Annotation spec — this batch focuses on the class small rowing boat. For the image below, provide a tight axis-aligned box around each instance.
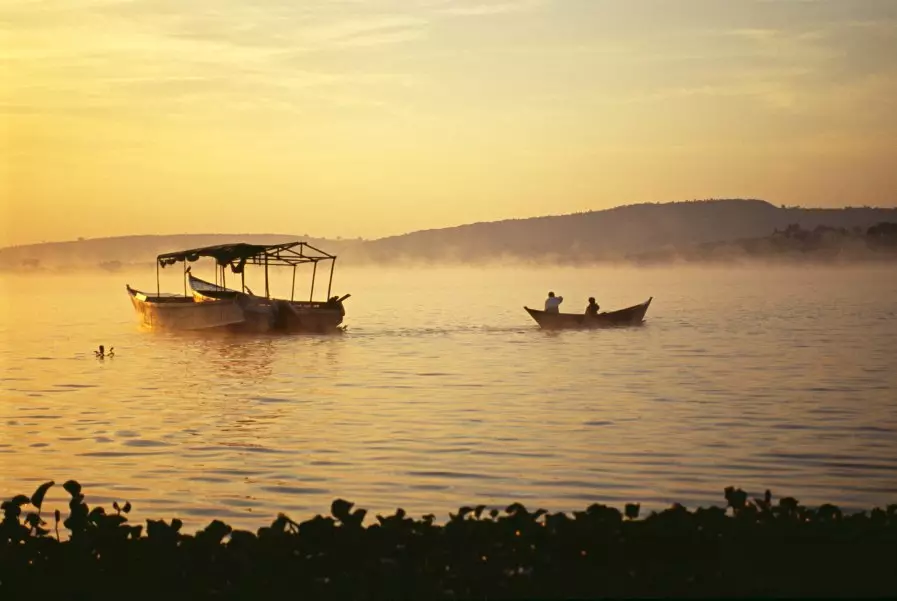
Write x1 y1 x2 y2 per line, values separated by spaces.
524 297 652 330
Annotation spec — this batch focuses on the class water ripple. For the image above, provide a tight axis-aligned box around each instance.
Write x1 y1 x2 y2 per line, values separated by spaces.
1 266 896 530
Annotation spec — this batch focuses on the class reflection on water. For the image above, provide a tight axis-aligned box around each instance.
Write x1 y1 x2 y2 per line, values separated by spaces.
196 336 280 382
1 265 896 529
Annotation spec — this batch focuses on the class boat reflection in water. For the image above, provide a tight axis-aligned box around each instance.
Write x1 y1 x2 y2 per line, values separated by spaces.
126 242 350 334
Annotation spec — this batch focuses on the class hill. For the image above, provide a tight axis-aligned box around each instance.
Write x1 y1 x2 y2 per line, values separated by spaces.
358 199 897 264
0 234 363 271
628 222 897 264
3 199 897 270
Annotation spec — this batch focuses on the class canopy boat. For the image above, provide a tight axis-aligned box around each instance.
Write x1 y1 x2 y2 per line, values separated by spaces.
524 297 652 330
125 285 245 331
188 272 348 333
159 241 349 334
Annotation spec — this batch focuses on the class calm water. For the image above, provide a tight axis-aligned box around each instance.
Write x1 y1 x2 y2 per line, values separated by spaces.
1 265 896 529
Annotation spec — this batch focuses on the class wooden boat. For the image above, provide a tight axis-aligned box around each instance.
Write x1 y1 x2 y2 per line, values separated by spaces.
524 297 653 330
188 272 348 334
125 285 245 331
152 241 348 334
188 273 277 333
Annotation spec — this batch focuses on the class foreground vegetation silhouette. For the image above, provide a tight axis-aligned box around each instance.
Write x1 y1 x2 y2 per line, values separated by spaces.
2 481 895 599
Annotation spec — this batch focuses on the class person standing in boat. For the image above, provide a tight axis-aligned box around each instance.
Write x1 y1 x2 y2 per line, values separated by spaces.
585 297 600 316
545 291 563 313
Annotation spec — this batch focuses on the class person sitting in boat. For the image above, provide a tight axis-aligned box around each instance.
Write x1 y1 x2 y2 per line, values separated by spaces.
585 297 600 316
544 291 563 313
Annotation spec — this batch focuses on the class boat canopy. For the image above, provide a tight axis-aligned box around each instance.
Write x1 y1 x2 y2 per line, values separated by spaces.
157 242 335 273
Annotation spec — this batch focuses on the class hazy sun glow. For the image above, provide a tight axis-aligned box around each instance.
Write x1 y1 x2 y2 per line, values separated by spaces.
2 0 896 246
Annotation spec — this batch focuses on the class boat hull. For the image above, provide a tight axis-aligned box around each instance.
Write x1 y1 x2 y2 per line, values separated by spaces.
126 285 245 331
188 274 345 333
524 297 652 330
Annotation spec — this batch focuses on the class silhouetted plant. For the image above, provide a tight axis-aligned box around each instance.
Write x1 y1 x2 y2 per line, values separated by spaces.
0 481 894 599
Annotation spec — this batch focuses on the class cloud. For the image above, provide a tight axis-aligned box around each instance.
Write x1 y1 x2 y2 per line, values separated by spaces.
4 0 896 142
434 0 544 17
298 15 429 46
1 0 430 125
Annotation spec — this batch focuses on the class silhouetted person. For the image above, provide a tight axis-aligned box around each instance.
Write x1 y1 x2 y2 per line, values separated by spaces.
545 291 563 313
95 345 114 359
585 297 600 316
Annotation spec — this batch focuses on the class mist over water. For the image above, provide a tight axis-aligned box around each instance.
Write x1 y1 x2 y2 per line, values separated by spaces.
1 265 896 528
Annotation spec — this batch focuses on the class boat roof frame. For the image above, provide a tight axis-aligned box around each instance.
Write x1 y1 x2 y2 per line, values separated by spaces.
154 241 339 301
156 241 335 269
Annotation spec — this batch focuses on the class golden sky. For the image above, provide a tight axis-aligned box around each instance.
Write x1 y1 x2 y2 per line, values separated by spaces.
2 0 896 246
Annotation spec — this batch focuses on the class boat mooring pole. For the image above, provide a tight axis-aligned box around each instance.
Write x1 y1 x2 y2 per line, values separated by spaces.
264 255 269 299
291 266 296 302
156 262 160 297
327 258 335 299
182 263 186 297
310 262 317 302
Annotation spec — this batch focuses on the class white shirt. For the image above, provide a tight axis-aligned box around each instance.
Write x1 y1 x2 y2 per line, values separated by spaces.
545 296 563 311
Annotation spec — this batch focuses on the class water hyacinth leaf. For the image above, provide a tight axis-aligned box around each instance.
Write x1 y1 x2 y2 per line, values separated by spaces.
2 502 23 520
12 494 30 507
200 520 232 544
271 515 289 532
105 514 128 527
229 530 257 546
506 503 527 516
30 481 54 509
123 501 132 514
62 480 82 497
331 499 353 521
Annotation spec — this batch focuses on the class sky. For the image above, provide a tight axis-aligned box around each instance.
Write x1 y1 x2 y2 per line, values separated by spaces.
2 0 896 246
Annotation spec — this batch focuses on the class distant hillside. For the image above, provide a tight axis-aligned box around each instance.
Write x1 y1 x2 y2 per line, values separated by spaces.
357 199 897 264
628 222 897 265
3 199 897 270
0 234 363 271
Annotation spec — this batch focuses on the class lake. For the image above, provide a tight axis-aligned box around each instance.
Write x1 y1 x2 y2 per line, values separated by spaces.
1 264 896 529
